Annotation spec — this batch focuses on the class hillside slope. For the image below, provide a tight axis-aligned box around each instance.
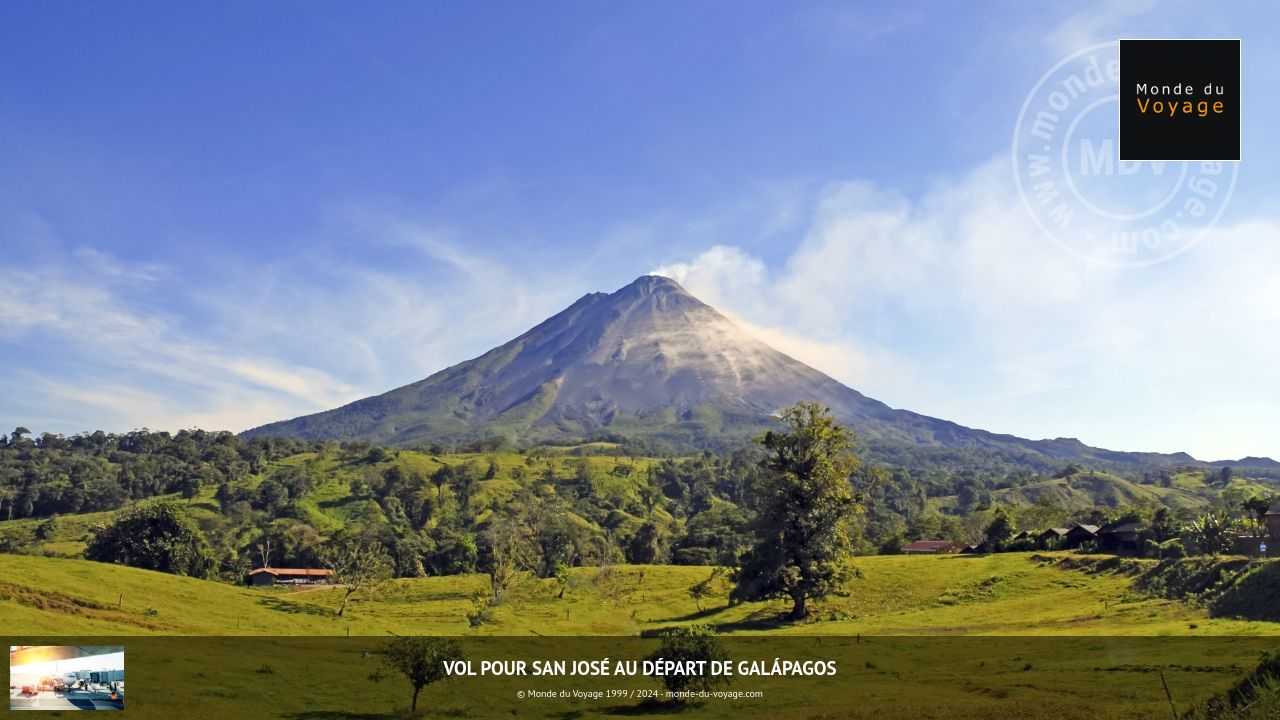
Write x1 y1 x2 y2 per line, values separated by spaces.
4 553 1279 637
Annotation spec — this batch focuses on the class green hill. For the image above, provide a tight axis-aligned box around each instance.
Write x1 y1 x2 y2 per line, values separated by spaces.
927 468 1274 517
992 469 1206 510
1 448 662 560
6 447 1274 577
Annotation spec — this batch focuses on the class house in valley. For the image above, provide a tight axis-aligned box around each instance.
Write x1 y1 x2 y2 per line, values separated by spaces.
1038 527 1069 548
1062 524 1101 549
1097 522 1147 552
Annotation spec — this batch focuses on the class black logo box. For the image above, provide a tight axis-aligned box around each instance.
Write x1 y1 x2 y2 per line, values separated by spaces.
1119 39 1240 161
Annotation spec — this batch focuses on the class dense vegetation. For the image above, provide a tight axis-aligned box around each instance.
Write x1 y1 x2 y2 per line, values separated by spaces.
0 426 312 521
0 423 1275 590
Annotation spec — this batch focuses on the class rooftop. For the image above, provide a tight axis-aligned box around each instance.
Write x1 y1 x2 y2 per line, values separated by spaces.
1100 522 1147 534
902 540 966 550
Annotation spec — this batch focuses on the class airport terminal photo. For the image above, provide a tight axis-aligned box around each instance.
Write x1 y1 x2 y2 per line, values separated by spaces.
9 646 124 711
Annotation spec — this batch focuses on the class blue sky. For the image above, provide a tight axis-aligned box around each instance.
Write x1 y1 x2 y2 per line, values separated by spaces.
2 1 1278 460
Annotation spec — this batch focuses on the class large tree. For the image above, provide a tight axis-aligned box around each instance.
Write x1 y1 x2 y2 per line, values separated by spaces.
84 500 215 577
731 402 860 620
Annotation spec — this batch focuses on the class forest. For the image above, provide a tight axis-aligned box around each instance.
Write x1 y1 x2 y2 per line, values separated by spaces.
0 424 1275 588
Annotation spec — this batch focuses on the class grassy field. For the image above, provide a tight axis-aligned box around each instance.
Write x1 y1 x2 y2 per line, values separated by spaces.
6 553 1280 718
4 552 1280 638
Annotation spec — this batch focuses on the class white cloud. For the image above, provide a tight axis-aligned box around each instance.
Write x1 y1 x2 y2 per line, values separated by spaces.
3 173 1273 461
653 245 768 301
0 253 364 433
653 157 1280 461
0 215 581 436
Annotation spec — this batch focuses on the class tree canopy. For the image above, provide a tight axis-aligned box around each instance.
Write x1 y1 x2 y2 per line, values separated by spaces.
84 500 215 577
731 402 861 619
326 533 394 617
380 636 465 712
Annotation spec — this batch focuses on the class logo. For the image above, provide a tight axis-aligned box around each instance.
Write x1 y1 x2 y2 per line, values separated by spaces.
1119 39 1240 161
1013 42 1237 267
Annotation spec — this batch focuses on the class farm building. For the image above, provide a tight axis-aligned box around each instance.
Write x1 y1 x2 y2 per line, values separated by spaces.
1063 524 1101 549
1268 500 1280 540
1097 522 1147 551
1038 528 1069 548
247 567 334 586
902 540 971 554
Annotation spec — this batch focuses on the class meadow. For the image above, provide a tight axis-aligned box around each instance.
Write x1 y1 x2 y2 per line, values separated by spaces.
3 551 1279 637
5 553 1279 719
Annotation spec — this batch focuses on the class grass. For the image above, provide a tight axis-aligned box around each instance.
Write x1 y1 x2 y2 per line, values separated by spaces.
6 552 1280 718
4 552 1280 638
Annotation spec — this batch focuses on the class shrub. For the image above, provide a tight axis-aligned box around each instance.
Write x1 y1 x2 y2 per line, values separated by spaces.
645 624 730 698
1159 538 1187 559
1141 538 1161 559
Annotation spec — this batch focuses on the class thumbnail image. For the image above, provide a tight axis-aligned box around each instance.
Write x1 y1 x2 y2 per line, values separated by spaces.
9 646 124 711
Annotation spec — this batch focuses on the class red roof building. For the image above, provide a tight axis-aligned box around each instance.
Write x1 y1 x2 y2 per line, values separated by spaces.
247 568 334 586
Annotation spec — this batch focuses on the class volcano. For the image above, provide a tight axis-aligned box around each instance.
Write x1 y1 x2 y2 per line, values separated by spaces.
243 275 1207 469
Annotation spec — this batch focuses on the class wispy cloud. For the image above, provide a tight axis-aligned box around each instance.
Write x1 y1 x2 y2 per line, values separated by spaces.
653 157 1280 461
0 214 579 436
0 250 362 433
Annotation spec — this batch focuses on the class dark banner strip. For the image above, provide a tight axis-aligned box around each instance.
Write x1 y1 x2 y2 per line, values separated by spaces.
6 636 1277 719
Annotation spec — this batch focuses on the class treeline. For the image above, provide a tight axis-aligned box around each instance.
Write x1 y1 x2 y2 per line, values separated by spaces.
1 425 1276 587
199 448 769 583
0 427 317 521
861 472 1275 556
